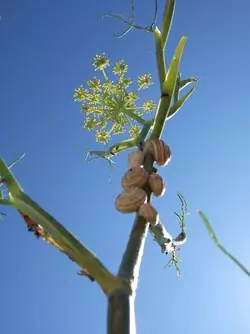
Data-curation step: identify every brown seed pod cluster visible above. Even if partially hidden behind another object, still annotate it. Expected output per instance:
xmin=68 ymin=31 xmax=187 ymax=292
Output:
xmin=146 ymin=139 xmax=172 ymax=167
xmin=115 ymin=187 xmax=147 ymax=213
xmin=143 ymin=138 xmax=171 ymax=197
xmin=128 ymin=151 xmax=144 ymax=169
xmin=115 ymin=152 xmax=148 ymax=213
xmin=148 ymin=172 xmax=165 ymax=197
xmin=139 ymin=203 xmax=159 ymax=226
xmin=121 ymin=166 xmax=149 ymax=190
xmin=115 ymin=140 xmax=171 ymax=225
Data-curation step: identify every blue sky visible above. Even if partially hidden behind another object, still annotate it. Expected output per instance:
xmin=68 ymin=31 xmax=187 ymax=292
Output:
xmin=1 ymin=0 xmax=250 ymax=333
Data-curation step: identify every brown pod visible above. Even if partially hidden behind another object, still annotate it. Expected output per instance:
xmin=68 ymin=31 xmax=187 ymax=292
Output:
xmin=147 ymin=139 xmax=171 ymax=166
xmin=148 ymin=173 xmax=166 ymax=197
xmin=115 ymin=187 xmax=147 ymax=213
xmin=128 ymin=151 xmax=144 ymax=169
xmin=138 ymin=203 xmax=159 ymax=225
xmin=121 ymin=166 xmax=149 ymax=190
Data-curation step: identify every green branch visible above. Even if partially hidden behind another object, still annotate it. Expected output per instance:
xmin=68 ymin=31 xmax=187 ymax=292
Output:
xmin=0 ymin=157 xmax=129 ymax=295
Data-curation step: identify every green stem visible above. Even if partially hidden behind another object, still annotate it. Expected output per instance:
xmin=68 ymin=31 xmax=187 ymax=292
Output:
xmin=107 ymin=291 xmax=136 ymax=334
xmin=107 ymin=151 xmax=155 ymax=334
xmin=102 ymin=69 xmax=108 ymax=81
xmin=108 ymin=138 xmax=137 ymax=155
xmin=150 ymin=95 xmax=171 ymax=139
xmin=135 ymin=120 xmax=153 ymax=147
xmin=107 ymin=17 xmax=179 ymax=331
xmin=118 ymin=214 xmax=150 ymax=289
xmin=122 ymin=108 xmax=146 ymax=125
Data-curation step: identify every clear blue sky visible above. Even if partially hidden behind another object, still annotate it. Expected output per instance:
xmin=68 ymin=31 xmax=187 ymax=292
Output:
xmin=1 ymin=1 xmax=250 ymax=333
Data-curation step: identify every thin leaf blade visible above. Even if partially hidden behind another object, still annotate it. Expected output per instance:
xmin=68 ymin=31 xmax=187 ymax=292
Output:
xmin=162 ymin=36 xmax=187 ymax=99
xmin=198 ymin=210 xmax=250 ymax=278
xmin=162 ymin=0 xmax=176 ymax=49
xmin=167 ymin=84 xmax=195 ymax=120
xmin=198 ymin=210 xmax=219 ymax=245
xmin=179 ymin=77 xmax=197 ymax=91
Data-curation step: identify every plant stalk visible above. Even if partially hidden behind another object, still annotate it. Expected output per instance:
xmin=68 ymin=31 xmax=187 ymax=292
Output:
xmin=107 ymin=1 xmax=186 ymax=331
xmin=107 ymin=153 xmax=155 ymax=334
xmin=106 ymin=19 xmax=174 ymax=334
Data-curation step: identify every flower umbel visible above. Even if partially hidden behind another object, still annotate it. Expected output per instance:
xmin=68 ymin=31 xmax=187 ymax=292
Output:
xmin=73 ymin=54 xmax=155 ymax=144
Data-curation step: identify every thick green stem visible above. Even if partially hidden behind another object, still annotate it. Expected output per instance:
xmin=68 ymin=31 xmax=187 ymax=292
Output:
xmin=118 ymin=215 xmax=150 ymax=288
xmin=107 ymin=291 xmax=136 ymax=334
xmin=150 ymin=95 xmax=172 ymax=139
xmin=107 ymin=19 xmax=173 ymax=330
xmin=107 ymin=151 xmax=155 ymax=334
xmin=107 ymin=214 xmax=150 ymax=334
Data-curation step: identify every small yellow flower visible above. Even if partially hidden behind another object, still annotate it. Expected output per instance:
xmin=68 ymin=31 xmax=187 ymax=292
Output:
xmin=113 ymin=60 xmax=128 ymax=76
xmin=129 ymin=125 xmax=141 ymax=138
xmin=92 ymin=53 xmax=110 ymax=71
xmin=73 ymin=85 xmax=90 ymax=102
xmin=137 ymin=73 xmax=153 ymax=90
xmin=142 ymin=100 xmax=156 ymax=112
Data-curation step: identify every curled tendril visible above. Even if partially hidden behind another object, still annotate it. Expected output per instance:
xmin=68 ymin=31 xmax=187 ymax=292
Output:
xmin=85 ymin=150 xmax=116 ymax=183
xmin=103 ymin=0 xmax=158 ymax=38
xmin=150 ymin=0 xmax=158 ymax=30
